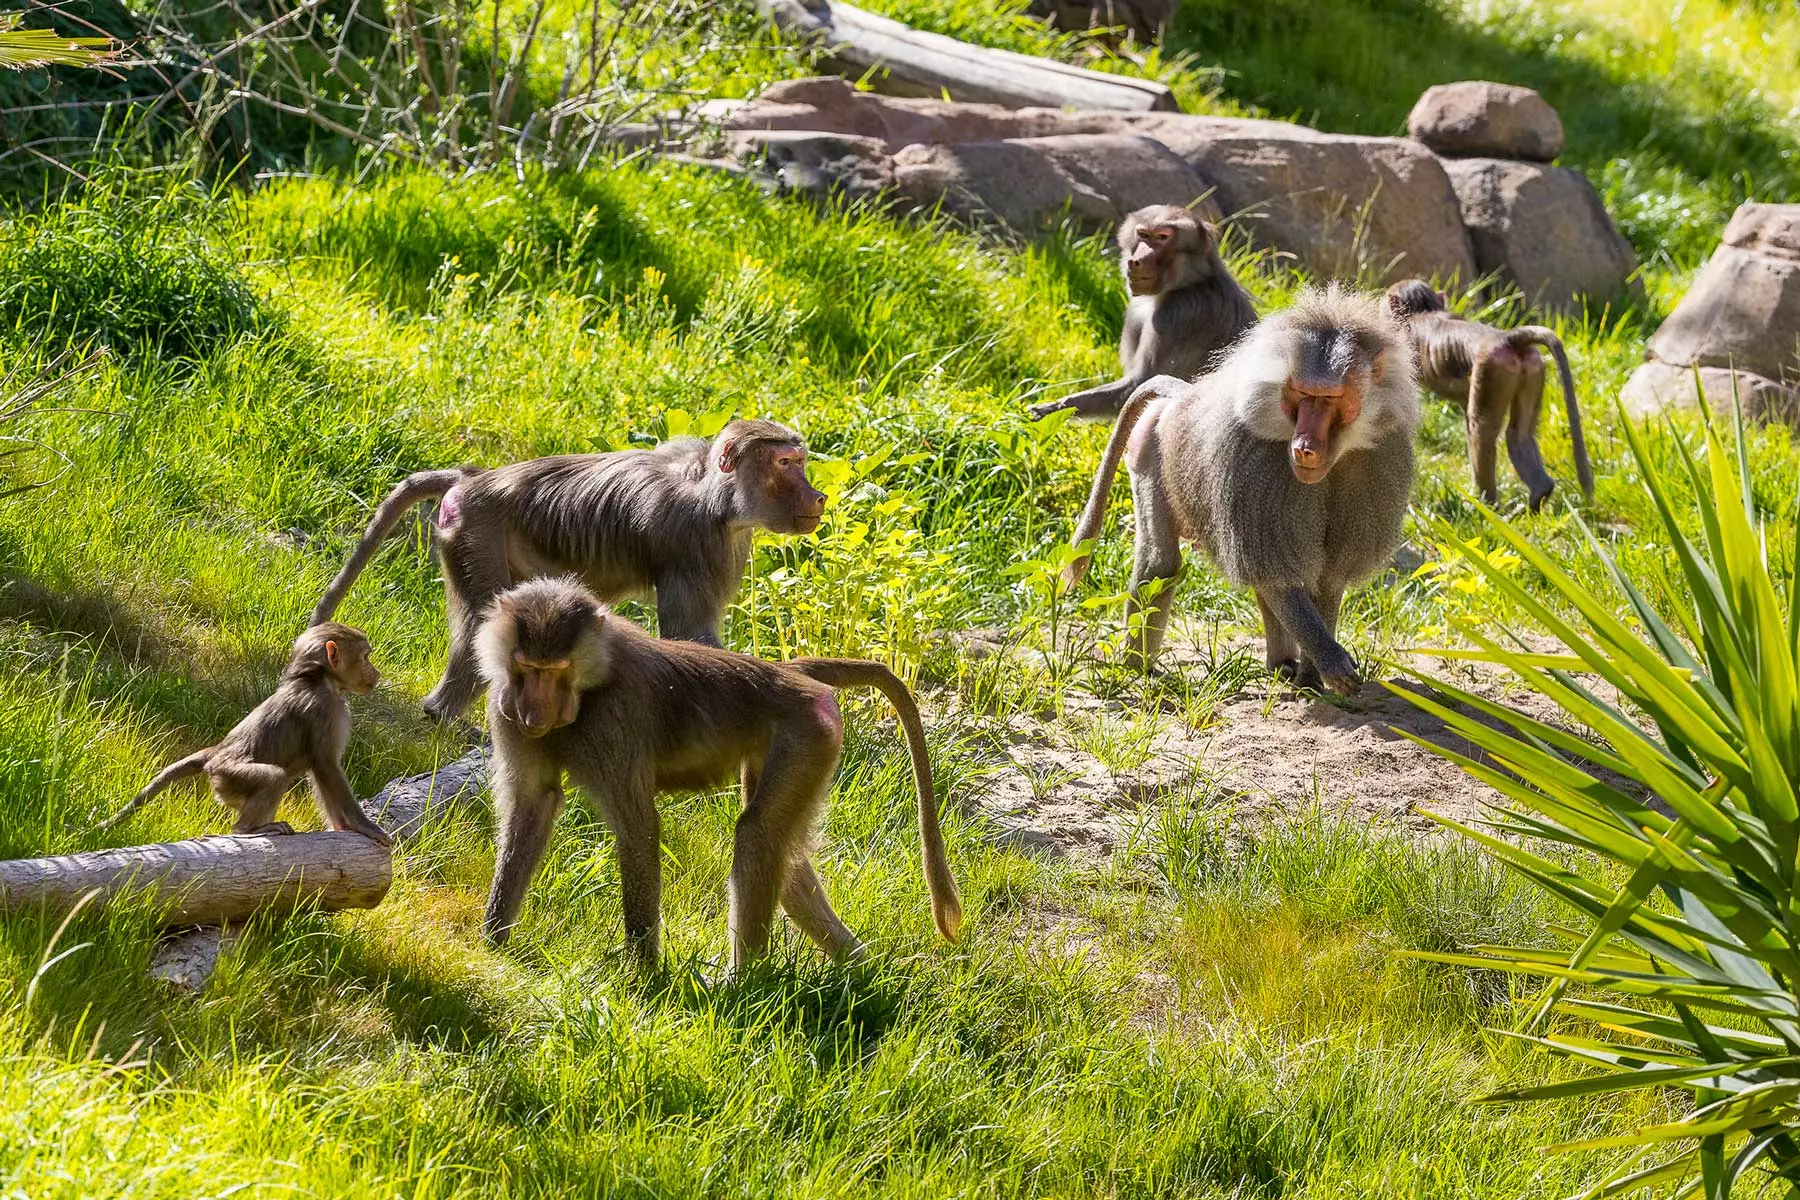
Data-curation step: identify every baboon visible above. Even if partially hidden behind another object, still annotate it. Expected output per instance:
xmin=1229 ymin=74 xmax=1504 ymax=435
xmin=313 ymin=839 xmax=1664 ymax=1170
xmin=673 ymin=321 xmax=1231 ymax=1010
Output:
xmin=94 ymin=623 xmax=391 ymax=845
xmin=1064 ymin=285 xmax=1419 ymax=692
xmin=1384 ymin=279 xmax=1593 ymax=511
xmin=309 ymin=419 xmax=827 ymax=723
xmin=1030 ymin=205 xmax=1256 ymax=421
xmin=476 ymin=576 xmax=961 ymax=967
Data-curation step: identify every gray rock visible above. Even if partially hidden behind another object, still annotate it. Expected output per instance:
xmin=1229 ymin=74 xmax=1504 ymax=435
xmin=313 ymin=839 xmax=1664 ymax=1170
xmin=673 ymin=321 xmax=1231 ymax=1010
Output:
xmin=1442 ymin=157 xmax=1636 ymax=312
xmin=1644 ymin=202 xmax=1800 ymax=384
xmin=1407 ymin=81 xmax=1564 ymax=162
xmin=1622 ymin=361 xmax=1800 ymax=427
xmin=368 ymin=746 xmax=489 ymax=843
xmin=1144 ymin=119 xmax=1477 ymax=284
xmin=728 ymin=130 xmax=894 ymax=200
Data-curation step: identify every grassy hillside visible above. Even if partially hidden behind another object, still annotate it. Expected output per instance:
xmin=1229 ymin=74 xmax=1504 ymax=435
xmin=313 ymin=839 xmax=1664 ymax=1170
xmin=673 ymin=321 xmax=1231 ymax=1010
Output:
xmin=0 ymin=0 xmax=1796 ymax=1195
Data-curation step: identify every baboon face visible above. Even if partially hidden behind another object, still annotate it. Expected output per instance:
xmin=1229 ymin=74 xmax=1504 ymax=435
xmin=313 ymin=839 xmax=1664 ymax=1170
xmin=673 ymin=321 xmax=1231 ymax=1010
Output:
xmin=1120 ymin=207 xmax=1206 ymax=296
xmin=503 ymin=654 xmax=581 ymax=736
xmin=740 ymin=440 xmax=827 ymax=535
xmin=316 ymin=627 xmax=380 ymax=693
xmin=1282 ymin=327 xmax=1390 ymax=484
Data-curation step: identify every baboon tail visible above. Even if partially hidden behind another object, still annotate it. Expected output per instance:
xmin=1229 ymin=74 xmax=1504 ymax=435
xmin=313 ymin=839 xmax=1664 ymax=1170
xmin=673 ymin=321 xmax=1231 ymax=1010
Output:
xmin=310 ymin=469 xmax=472 ymax=626
xmin=1063 ymin=375 xmax=1180 ymax=588
xmin=790 ymin=658 xmax=962 ymax=942
xmin=1510 ymin=326 xmax=1593 ymax=499
xmin=92 ymin=750 xmax=210 ymax=834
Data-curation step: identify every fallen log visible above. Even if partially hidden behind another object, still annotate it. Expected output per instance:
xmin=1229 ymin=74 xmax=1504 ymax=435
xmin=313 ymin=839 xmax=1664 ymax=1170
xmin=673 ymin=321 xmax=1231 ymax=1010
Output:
xmin=757 ymin=0 xmax=1177 ymax=112
xmin=0 ymin=831 xmax=391 ymax=925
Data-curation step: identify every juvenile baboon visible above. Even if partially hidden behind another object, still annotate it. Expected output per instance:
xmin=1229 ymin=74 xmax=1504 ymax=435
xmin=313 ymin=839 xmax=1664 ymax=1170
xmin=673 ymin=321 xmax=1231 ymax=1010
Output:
xmin=1029 ymin=205 xmax=1256 ymax=421
xmin=309 ymin=419 xmax=827 ymax=723
xmin=1064 ymin=285 xmax=1419 ymax=692
xmin=476 ymin=576 xmax=961 ymax=967
xmin=94 ymin=623 xmax=391 ymax=844
xmin=1385 ymin=279 xmax=1593 ymax=511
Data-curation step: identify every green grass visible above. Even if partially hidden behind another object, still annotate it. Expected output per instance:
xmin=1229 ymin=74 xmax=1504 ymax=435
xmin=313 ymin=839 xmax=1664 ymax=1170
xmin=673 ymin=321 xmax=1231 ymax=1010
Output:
xmin=0 ymin=0 xmax=1794 ymax=1192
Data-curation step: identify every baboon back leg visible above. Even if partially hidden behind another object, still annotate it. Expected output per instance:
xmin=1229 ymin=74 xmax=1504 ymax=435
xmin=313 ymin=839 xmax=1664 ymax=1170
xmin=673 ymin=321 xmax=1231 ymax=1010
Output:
xmin=655 ymin=570 xmax=728 ymax=647
xmin=1125 ymin=459 xmax=1183 ymax=672
xmin=1506 ymin=350 xmax=1556 ymax=511
xmin=213 ymin=763 xmax=291 ymax=834
xmin=482 ymin=746 xmax=566 ymax=946
xmin=1466 ymin=358 xmax=1514 ymax=506
xmin=423 ymin=525 xmax=513 ymax=723
xmin=781 ymin=857 xmax=863 ymax=962
xmin=597 ymin=787 xmax=663 ymax=966
xmin=730 ymin=716 xmax=840 ymax=968
xmin=1255 ymin=590 xmax=1300 ymax=676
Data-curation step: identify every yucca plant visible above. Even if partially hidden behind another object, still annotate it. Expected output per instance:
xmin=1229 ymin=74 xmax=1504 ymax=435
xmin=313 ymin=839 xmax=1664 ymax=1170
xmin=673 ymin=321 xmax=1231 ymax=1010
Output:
xmin=1393 ymin=405 xmax=1800 ymax=1199
xmin=0 ymin=12 xmax=111 ymax=70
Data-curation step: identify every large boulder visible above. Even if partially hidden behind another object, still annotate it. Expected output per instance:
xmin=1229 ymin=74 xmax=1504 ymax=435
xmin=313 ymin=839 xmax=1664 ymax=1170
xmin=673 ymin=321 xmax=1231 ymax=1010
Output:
xmin=726 ymin=130 xmax=895 ymax=201
xmin=1407 ymin=82 xmax=1564 ymax=162
xmin=1441 ymin=158 xmax=1636 ymax=311
xmin=699 ymin=77 xmax=1129 ymax=151
xmin=1625 ymin=202 xmax=1800 ymax=425
xmin=1141 ymin=118 xmax=1477 ymax=284
xmin=1644 ymin=202 xmax=1800 ymax=383
xmin=891 ymin=134 xmax=1216 ymax=230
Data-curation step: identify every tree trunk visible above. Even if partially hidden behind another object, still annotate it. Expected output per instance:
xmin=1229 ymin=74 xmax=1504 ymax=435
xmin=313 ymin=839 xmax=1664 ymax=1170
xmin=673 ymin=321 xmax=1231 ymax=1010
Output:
xmin=758 ymin=0 xmax=1177 ymax=112
xmin=0 ymin=831 xmax=391 ymax=925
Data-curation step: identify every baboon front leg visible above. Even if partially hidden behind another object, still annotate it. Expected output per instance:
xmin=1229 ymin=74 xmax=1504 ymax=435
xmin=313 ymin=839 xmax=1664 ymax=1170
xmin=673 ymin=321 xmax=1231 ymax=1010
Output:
xmin=730 ymin=720 xmax=840 ymax=969
xmin=1124 ymin=464 xmax=1183 ymax=672
xmin=423 ymin=529 xmax=512 ymax=723
xmin=482 ymin=759 xmax=565 ymax=947
xmin=655 ymin=570 xmax=728 ymax=647
xmin=1292 ymin=587 xmax=1346 ymax=692
xmin=1506 ymin=350 xmax=1556 ymax=511
xmin=311 ymin=759 xmax=393 ymax=846
xmin=1255 ymin=590 xmax=1301 ymax=678
xmin=1263 ymin=586 xmax=1358 ymax=696
xmin=213 ymin=763 xmax=293 ymax=835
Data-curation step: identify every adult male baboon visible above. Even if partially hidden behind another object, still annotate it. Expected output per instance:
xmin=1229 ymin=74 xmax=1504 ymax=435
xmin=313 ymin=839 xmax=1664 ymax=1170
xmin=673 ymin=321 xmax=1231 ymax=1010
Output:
xmin=476 ymin=576 xmax=961 ymax=967
xmin=94 ymin=623 xmax=390 ymax=844
xmin=309 ymin=419 xmax=827 ymax=723
xmin=1064 ymin=286 xmax=1419 ymax=692
xmin=1029 ymin=205 xmax=1256 ymax=421
xmin=1385 ymin=279 xmax=1593 ymax=510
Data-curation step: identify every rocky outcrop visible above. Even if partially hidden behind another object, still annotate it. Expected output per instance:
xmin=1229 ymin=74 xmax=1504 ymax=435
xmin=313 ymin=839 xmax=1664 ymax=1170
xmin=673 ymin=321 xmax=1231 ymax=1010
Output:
xmin=693 ymin=77 xmax=1637 ymax=305
xmin=1624 ymin=202 xmax=1800 ymax=423
xmin=1443 ymin=158 xmax=1637 ymax=311
xmin=1407 ymin=81 xmax=1564 ymax=162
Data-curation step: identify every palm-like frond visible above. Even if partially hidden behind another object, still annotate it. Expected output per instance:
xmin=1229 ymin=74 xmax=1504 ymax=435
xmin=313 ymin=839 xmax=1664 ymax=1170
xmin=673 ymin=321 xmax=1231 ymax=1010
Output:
xmin=0 ymin=11 xmax=113 ymax=70
xmin=1396 ymin=400 xmax=1800 ymax=1199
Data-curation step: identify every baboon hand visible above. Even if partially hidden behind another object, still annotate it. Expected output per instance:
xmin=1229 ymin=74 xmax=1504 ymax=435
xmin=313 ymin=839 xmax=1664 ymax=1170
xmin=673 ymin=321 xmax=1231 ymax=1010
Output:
xmin=1028 ymin=397 xmax=1071 ymax=421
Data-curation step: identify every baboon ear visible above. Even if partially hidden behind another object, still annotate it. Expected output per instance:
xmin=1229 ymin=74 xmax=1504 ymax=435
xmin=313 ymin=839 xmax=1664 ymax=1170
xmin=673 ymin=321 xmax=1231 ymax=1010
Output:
xmin=717 ymin=440 xmax=739 ymax=473
xmin=325 ymin=639 xmax=341 ymax=669
xmin=1370 ymin=348 xmax=1388 ymax=381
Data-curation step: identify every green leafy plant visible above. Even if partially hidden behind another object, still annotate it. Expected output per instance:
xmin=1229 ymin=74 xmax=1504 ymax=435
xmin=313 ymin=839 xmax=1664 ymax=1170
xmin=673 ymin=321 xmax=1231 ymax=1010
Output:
xmin=1394 ymin=406 xmax=1800 ymax=1198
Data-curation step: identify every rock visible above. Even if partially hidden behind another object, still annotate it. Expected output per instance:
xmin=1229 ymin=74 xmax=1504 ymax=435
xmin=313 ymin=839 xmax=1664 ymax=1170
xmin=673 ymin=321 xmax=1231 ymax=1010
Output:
xmin=1643 ymin=202 xmax=1800 ymax=385
xmin=700 ymin=77 xmax=1133 ymax=151
xmin=891 ymin=134 xmax=1216 ymax=232
xmin=368 ymin=746 xmax=489 ymax=843
xmin=149 ymin=925 xmax=240 ymax=992
xmin=1621 ymin=361 xmax=1800 ymax=427
xmin=1441 ymin=157 xmax=1636 ymax=311
xmin=1407 ymin=81 xmax=1564 ymax=162
xmin=727 ymin=130 xmax=894 ymax=200
xmin=1144 ymin=119 xmax=1477 ymax=284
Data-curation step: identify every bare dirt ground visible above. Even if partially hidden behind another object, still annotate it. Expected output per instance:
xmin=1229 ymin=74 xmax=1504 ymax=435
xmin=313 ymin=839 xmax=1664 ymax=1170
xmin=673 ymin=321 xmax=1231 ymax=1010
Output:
xmin=946 ymin=623 xmax=1621 ymax=865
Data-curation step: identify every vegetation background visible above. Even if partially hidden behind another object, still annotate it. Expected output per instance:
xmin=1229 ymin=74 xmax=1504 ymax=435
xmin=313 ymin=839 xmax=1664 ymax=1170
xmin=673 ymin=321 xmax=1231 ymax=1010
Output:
xmin=0 ymin=0 xmax=1796 ymax=1195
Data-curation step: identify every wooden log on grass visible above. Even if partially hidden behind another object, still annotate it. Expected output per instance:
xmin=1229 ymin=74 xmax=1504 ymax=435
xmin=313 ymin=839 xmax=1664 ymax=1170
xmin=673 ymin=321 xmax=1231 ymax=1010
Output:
xmin=757 ymin=0 xmax=1177 ymax=112
xmin=0 ymin=830 xmax=391 ymax=925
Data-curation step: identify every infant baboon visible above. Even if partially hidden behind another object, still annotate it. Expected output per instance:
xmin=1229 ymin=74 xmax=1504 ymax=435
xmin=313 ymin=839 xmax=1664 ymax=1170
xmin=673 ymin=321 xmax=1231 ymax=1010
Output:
xmin=1030 ymin=205 xmax=1255 ymax=421
xmin=1385 ymin=279 xmax=1592 ymax=510
xmin=1065 ymin=285 xmax=1420 ymax=692
xmin=476 ymin=576 xmax=961 ymax=968
xmin=95 ymin=623 xmax=390 ymax=845
xmin=309 ymin=419 xmax=827 ymax=723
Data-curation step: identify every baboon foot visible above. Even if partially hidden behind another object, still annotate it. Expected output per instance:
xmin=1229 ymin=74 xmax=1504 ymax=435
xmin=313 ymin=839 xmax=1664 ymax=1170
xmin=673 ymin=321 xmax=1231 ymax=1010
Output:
xmin=1528 ymin=481 xmax=1555 ymax=513
xmin=237 ymin=821 xmax=295 ymax=837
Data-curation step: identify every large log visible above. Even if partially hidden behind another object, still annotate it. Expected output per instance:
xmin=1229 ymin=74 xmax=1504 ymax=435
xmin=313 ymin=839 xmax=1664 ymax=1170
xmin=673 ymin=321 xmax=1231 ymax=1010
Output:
xmin=758 ymin=0 xmax=1177 ymax=112
xmin=0 ymin=831 xmax=391 ymax=925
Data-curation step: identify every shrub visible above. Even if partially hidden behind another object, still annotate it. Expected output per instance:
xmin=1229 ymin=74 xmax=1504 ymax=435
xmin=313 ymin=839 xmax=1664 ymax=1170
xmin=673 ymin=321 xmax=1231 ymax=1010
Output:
xmin=1399 ymin=404 xmax=1800 ymax=1197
